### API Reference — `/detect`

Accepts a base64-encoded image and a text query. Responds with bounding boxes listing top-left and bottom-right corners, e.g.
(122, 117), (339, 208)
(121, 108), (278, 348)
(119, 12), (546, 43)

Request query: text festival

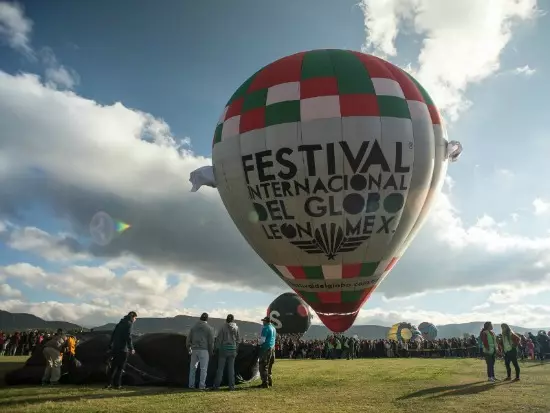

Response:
(241, 140), (410, 243)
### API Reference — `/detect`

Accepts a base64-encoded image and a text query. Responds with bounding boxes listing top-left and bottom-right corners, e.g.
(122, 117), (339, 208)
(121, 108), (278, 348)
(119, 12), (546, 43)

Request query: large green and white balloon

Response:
(191, 49), (462, 333)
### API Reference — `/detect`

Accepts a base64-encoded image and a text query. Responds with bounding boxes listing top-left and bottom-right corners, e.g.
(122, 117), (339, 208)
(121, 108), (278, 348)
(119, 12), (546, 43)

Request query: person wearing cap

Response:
(41, 328), (68, 385)
(187, 312), (214, 390)
(258, 316), (276, 388)
(212, 314), (241, 391)
(105, 311), (137, 390)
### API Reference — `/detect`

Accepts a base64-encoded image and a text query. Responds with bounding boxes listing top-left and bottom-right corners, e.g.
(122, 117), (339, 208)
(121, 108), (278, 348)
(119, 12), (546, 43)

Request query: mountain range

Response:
(1, 310), (548, 339)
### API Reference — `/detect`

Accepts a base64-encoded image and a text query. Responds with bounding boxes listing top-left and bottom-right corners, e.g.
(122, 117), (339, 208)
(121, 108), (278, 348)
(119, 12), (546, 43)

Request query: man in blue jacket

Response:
(258, 316), (276, 388)
(105, 311), (137, 389)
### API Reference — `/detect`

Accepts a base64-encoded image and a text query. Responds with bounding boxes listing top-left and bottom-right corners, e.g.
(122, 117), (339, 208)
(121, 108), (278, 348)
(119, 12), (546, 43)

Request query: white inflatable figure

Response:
(189, 165), (217, 192)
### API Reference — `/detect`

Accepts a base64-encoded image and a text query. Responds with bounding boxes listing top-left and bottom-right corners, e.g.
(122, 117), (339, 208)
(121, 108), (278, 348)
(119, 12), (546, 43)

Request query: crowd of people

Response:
(2, 315), (549, 389)
(273, 329), (550, 362)
(0, 330), (82, 357)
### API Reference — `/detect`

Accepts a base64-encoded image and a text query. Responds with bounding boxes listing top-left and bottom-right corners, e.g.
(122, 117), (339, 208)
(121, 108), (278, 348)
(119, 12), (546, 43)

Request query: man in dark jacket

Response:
(105, 311), (137, 389)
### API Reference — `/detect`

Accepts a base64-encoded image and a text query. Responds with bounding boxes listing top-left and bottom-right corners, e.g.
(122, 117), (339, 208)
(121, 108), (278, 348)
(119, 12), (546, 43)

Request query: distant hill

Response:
(1, 310), (547, 339)
(93, 315), (264, 339)
(0, 310), (82, 332)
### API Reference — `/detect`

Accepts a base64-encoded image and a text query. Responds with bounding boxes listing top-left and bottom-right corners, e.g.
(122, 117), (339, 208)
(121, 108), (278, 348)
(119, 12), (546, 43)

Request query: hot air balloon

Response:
(190, 49), (462, 333)
(267, 292), (312, 335)
(387, 322), (416, 343)
(418, 322), (438, 340)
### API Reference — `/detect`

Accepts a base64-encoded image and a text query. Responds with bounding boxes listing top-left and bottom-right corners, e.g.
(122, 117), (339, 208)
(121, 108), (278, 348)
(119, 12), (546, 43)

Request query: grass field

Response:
(1, 356), (549, 413)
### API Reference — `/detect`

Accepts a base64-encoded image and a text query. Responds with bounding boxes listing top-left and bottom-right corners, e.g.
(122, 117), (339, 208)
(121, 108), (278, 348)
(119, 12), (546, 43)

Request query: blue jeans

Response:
(485, 352), (496, 378)
(213, 349), (236, 389)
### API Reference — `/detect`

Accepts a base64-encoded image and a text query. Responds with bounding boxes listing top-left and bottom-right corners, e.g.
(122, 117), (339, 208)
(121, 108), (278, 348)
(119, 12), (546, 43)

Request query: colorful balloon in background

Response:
(387, 322), (422, 343)
(192, 49), (463, 333)
(267, 292), (312, 335)
(418, 322), (438, 340)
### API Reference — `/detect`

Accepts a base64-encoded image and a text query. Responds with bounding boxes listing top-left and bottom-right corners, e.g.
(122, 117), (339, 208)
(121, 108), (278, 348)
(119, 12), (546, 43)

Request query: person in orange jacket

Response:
(501, 323), (521, 381)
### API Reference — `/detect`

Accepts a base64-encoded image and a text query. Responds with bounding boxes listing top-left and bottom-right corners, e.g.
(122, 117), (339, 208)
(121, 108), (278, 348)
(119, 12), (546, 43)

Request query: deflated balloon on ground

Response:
(5, 332), (260, 387)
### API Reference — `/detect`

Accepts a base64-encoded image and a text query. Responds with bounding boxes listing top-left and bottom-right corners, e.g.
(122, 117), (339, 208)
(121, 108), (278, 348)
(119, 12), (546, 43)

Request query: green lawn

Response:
(1, 356), (549, 412)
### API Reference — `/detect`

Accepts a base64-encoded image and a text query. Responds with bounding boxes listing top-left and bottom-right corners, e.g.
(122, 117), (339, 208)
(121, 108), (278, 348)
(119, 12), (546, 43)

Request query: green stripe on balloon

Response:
(301, 50), (335, 79)
(329, 49), (375, 95)
(297, 291), (320, 303)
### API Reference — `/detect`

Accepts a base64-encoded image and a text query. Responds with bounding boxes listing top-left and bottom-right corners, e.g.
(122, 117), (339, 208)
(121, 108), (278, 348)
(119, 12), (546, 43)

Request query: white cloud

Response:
(0, 263), (47, 285)
(496, 168), (515, 178)
(487, 280), (550, 304)
(360, 0), (540, 120)
(41, 47), (79, 90)
(513, 64), (536, 76)
(0, 283), (22, 298)
(0, 260), (256, 326)
(533, 198), (550, 215)
(353, 303), (550, 329)
(0, 2), (33, 56)
(0, 3), (79, 90)
(6, 225), (89, 261)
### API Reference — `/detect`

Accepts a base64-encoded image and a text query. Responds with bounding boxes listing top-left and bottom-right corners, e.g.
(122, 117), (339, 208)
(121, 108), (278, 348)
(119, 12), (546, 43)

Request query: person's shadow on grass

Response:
(396, 380), (513, 400)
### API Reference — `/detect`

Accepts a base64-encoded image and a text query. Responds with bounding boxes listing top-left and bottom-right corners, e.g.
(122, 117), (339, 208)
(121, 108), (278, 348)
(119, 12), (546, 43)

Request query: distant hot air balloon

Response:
(418, 322), (438, 340)
(191, 49), (463, 333)
(267, 292), (312, 335)
(387, 322), (417, 343)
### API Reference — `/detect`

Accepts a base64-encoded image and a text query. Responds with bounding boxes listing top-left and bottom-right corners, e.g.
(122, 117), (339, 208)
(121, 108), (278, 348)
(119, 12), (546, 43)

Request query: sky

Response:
(0, 0), (550, 329)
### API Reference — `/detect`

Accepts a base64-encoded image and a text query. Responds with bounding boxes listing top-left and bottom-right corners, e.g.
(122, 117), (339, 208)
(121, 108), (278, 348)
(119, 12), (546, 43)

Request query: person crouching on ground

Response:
(41, 328), (68, 385)
(105, 311), (137, 390)
(480, 321), (498, 382)
(187, 312), (214, 390)
(258, 316), (276, 389)
(501, 323), (521, 381)
(212, 314), (241, 391)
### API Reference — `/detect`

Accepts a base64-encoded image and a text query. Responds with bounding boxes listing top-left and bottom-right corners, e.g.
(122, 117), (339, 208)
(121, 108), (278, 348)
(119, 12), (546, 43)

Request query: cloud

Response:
(1, 295), (550, 329)
(0, 1), (33, 56)
(0, 70), (274, 291)
(513, 64), (536, 76)
(3, 225), (89, 261)
(0, 3), (79, 90)
(487, 279), (550, 304)
(41, 48), (80, 90)
(353, 303), (550, 329)
(496, 168), (515, 178)
(360, 0), (540, 120)
(0, 283), (22, 298)
(533, 198), (550, 215)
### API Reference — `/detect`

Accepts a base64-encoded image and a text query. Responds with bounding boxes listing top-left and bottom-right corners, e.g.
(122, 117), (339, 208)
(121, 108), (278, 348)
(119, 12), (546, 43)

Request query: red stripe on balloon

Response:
(385, 257), (399, 272)
(342, 263), (362, 278)
(286, 266), (307, 279)
(317, 292), (341, 304)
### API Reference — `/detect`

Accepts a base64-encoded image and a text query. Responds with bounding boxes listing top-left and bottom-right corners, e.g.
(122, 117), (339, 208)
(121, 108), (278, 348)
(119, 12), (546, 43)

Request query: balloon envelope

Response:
(211, 49), (460, 333)
(418, 322), (438, 340)
(267, 292), (312, 335)
(387, 322), (418, 343)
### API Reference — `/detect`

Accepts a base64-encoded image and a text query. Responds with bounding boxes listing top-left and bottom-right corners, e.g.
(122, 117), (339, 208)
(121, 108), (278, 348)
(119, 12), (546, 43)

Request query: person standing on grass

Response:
(212, 314), (241, 391)
(500, 323), (521, 381)
(258, 316), (276, 389)
(105, 311), (137, 390)
(480, 321), (498, 382)
(41, 328), (68, 385)
(187, 312), (214, 390)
